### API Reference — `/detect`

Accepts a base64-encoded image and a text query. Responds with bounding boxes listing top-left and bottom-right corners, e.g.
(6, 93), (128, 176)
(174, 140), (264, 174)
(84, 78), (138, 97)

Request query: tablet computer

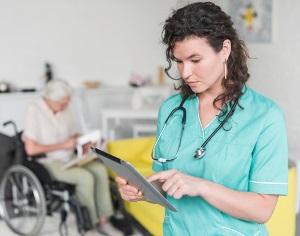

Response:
(90, 147), (177, 212)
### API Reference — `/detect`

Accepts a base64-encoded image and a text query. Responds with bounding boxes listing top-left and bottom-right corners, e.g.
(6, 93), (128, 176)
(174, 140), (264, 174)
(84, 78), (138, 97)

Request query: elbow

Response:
(252, 206), (276, 224)
(23, 137), (42, 157)
(252, 194), (278, 224)
(25, 148), (34, 156)
(24, 144), (35, 156)
(246, 212), (272, 224)
(255, 214), (272, 224)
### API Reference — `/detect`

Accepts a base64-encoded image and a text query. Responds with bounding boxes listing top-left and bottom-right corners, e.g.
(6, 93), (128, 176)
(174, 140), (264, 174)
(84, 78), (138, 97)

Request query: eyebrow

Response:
(173, 53), (201, 61)
(187, 54), (201, 59)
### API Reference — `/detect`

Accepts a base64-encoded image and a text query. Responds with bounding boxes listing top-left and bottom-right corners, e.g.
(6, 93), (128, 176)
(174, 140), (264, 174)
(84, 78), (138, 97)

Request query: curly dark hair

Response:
(162, 1), (249, 116)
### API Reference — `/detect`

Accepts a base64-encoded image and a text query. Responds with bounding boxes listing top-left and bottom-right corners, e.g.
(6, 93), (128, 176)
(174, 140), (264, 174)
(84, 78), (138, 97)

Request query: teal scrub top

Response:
(152, 87), (288, 236)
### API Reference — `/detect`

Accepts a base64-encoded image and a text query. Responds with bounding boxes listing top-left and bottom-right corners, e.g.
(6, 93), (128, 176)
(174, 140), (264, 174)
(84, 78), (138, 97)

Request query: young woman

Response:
(116, 2), (288, 235)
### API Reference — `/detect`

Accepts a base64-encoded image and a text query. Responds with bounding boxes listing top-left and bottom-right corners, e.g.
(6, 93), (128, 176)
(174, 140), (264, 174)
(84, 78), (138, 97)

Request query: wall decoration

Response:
(228, 0), (272, 42)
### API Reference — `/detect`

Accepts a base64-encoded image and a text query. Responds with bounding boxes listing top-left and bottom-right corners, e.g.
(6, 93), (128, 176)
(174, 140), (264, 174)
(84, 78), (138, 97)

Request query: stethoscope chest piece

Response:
(194, 147), (206, 159)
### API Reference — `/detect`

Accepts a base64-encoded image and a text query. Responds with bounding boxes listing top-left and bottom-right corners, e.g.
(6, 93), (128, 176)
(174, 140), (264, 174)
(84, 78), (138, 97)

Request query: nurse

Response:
(116, 2), (288, 235)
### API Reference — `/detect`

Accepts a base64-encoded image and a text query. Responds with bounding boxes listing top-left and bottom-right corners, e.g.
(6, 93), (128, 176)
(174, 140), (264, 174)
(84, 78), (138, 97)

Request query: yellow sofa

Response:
(107, 137), (296, 236)
(265, 164), (296, 236)
(107, 136), (164, 236)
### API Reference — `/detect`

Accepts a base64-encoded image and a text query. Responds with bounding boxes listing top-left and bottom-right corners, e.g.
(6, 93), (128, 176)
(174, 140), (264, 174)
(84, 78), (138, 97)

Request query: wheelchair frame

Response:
(0, 121), (92, 236)
(0, 163), (93, 236)
(0, 165), (46, 236)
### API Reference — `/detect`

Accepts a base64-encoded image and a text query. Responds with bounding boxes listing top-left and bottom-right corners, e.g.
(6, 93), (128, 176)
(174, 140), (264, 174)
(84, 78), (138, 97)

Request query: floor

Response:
(1, 213), (300, 235)
(0, 213), (144, 236)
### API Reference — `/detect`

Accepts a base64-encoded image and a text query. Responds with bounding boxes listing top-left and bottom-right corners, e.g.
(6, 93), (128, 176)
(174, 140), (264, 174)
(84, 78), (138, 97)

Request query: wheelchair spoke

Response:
(7, 174), (22, 197)
(0, 165), (47, 236)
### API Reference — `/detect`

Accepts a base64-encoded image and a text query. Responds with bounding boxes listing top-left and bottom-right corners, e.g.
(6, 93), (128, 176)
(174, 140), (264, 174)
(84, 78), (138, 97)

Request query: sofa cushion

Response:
(107, 136), (164, 236)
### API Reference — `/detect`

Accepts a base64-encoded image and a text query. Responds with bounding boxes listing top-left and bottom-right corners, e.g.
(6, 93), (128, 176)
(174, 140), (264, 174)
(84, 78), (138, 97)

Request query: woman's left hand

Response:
(82, 142), (97, 154)
(147, 170), (204, 199)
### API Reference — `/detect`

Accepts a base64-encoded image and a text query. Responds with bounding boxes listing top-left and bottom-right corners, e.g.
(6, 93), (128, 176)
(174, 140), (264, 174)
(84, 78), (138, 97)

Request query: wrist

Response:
(198, 179), (210, 198)
(58, 142), (66, 150)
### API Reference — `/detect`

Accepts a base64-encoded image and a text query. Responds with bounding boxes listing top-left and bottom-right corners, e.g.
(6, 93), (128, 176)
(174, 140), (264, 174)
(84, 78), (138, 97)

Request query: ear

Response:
(222, 39), (231, 61)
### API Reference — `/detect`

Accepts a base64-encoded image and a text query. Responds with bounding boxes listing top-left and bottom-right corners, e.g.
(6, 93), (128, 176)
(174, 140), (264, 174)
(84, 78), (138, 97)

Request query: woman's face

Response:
(173, 37), (229, 95)
(46, 96), (71, 114)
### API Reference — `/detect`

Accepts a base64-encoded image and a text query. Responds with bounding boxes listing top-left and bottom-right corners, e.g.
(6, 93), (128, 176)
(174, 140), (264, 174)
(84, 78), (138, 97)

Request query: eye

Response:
(191, 59), (200, 63)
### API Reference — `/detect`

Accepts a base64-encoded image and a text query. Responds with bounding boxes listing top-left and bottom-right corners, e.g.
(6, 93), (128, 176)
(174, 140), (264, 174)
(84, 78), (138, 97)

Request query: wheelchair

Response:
(0, 121), (92, 236)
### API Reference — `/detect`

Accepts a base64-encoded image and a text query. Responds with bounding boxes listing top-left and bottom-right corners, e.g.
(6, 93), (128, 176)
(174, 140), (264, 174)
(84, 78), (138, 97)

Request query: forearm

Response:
(24, 134), (78, 156)
(200, 180), (278, 223)
(148, 170), (278, 223)
(25, 142), (65, 156)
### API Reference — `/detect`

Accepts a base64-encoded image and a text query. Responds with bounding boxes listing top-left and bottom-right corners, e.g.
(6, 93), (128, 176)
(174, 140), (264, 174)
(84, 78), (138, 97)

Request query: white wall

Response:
(1, 0), (299, 152)
(245, 0), (300, 153)
(0, 0), (178, 89)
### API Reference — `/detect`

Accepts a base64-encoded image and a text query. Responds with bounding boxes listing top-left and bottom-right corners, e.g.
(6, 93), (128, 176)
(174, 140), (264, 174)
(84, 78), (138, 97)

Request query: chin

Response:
(190, 87), (204, 94)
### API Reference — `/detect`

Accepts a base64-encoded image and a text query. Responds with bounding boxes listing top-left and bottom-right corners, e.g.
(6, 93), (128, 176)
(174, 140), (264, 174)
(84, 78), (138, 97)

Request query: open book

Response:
(62, 130), (101, 170)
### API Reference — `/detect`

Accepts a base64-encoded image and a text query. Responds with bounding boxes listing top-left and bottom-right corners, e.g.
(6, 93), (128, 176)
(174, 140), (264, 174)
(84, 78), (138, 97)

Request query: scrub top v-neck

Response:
(152, 87), (288, 236)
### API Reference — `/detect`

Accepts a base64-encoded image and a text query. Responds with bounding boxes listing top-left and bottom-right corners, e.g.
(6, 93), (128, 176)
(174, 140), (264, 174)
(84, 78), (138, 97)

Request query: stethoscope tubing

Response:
(200, 99), (238, 149)
(151, 96), (187, 162)
(152, 96), (238, 162)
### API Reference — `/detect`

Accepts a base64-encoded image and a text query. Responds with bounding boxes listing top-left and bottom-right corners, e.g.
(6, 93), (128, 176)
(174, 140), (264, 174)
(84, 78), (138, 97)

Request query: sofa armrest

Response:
(107, 136), (155, 164)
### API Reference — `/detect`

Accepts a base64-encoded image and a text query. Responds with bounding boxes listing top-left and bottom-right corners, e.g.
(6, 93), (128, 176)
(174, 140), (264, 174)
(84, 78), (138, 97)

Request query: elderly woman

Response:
(23, 79), (123, 236)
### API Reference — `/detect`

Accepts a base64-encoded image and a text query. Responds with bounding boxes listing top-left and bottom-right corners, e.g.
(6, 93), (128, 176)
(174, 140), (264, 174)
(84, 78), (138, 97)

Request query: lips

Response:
(187, 81), (198, 86)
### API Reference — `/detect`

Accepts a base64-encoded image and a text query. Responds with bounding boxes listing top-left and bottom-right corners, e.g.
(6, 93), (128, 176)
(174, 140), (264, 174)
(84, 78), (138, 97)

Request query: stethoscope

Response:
(151, 96), (238, 163)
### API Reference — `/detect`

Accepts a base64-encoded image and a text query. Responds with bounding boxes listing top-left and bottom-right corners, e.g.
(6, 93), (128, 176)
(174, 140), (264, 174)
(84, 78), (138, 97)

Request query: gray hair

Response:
(42, 79), (72, 101)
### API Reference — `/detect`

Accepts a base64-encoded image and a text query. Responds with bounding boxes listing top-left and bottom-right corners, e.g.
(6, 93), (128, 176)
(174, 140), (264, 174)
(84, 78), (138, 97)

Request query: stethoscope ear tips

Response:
(194, 147), (206, 159)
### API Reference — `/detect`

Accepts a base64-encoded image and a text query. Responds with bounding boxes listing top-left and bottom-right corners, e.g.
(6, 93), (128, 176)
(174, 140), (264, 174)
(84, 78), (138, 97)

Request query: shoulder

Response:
(161, 93), (183, 107)
(239, 87), (286, 130)
(242, 87), (284, 116)
(159, 93), (187, 114)
(157, 93), (182, 121)
(27, 98), (43, 113)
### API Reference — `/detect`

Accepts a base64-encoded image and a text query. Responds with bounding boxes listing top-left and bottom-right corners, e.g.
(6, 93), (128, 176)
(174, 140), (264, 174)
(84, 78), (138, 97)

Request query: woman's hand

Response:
(115, 176), (144, 202)
(148, 170), (278, 223)
(82, 142), (97, 154)
(63, 136), (78, 149)
(147, 169), (204, 199)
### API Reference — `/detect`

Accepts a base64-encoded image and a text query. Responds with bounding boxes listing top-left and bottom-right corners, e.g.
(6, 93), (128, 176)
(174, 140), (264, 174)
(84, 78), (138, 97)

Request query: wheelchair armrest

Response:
(27, 153), (46, 160)
(24, 159), (53, 185)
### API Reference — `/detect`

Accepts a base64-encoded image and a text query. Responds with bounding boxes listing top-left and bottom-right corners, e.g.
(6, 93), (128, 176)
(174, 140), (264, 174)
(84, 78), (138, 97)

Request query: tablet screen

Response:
(90, 147), (177, 212)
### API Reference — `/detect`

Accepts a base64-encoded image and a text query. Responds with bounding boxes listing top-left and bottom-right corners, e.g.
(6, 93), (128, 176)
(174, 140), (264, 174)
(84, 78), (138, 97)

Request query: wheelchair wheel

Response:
(0, 165), (47, 236)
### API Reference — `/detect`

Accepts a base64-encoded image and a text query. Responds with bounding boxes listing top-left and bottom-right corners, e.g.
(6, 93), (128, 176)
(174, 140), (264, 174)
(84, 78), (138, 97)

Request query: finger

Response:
(165, 180), (182, 197)
(115, 176), (127, 185)
(116, 177), (143, 197)
(160, 172), (185, 198)
(119, 185), (143, 200)
(167, 175), (194, 199)
(121, 184), (142, 195)
(121, 190), (143, 199)
(120, 192), (144, 202)
(173, 188), (184, 199)
(147, 170), (174, 183)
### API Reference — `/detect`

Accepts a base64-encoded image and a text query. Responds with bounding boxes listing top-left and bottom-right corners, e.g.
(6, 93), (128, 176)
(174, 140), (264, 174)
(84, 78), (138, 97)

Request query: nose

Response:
(179, 63), (192, 80)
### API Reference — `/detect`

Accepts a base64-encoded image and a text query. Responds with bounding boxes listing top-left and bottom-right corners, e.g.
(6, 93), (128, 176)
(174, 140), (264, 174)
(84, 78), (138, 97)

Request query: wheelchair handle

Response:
(3, 120), (18, 134)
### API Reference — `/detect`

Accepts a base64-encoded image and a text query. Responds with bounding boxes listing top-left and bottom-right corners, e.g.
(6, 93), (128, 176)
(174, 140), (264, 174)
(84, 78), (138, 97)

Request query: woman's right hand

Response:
(115, 176), (144, 202)
(63, 136), (77, 149)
